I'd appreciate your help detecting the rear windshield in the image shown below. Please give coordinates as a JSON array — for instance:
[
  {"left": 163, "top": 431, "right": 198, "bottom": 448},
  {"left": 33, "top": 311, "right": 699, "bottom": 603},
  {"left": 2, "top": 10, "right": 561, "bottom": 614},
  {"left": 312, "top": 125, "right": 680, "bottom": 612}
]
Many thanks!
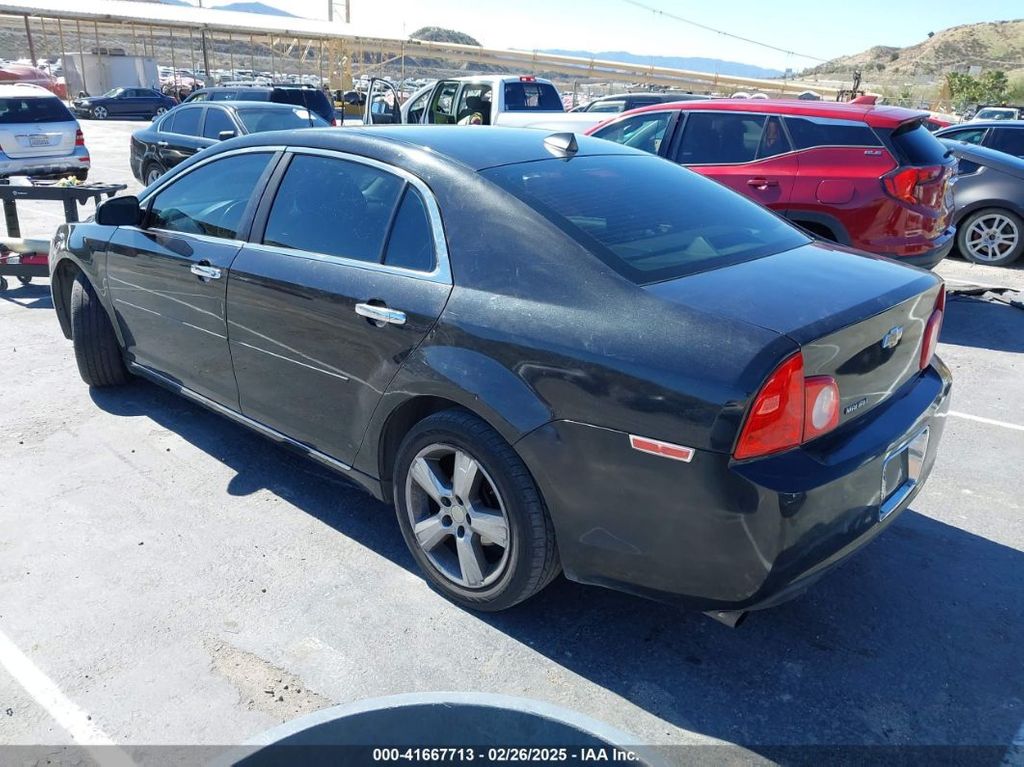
[
  {"left": 891, "top": 120, "right": 950, "bottom": 165},
  {"left": 237, "top": 107, "right": 328, "bottom": 132},
  {"left": 0, "top": 96, "right": 73, "bottom": 124},
  {"left": 503, "top": 82, "right": 563, "bottom": 111},
  {"left": 270, "top": 88, "right": 333, "bottom": 120},
  {"left": 482, "top": 155, "right": 808, "bottom": 284}
]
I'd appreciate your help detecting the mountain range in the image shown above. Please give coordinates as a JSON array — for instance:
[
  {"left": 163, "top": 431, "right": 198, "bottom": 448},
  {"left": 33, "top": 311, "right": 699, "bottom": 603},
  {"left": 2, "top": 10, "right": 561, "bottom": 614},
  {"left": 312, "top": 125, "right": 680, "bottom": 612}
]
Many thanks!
[
  {"left": 539, "top": 49, "right": 783, "bottom": 79},
  {"left": 154, "top": 0, "right": 296, "bottom": 16}
]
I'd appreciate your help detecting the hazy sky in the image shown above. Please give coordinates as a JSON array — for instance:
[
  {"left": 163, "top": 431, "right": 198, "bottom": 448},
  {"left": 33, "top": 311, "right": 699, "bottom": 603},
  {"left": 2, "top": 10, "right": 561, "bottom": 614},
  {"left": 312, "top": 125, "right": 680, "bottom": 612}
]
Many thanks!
[{"left": 203, "top": 0, "right": 1020, "bottom": 71}]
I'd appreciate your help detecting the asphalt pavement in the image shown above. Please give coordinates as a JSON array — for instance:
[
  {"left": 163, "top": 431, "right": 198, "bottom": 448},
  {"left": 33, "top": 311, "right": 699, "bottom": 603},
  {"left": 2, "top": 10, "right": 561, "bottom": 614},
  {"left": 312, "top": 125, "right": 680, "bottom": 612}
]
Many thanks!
[{"left": 0, "top": 119, "right": 1022, "bottom": 762}]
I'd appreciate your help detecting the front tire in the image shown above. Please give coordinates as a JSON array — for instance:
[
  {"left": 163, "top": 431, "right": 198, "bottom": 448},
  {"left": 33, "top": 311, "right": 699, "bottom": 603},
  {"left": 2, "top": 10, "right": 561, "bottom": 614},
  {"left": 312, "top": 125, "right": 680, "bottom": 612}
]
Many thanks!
[
  {"left": 957, "top": 208, "right": 1024, "bottom": 266},
  {"left": 155, "top": 106, "right": 168, "bottom": 117},
  {"left": 91, "top": 105, "right": 108, "bottom": 120},
  {"left": 394, "top": 409, "right": 560, "bottom": 611},
  {"left": 70, "top": 273, "right": 130, "bottom": 387}
]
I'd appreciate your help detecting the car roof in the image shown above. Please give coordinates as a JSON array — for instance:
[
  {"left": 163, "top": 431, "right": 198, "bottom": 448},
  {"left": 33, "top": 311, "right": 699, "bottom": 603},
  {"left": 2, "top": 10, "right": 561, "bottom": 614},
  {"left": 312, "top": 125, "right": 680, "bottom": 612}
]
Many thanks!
[
  {"left": 222, "top": 125, "right": 643, "bottom": 171},
  {"left": 205, "top": 100, "right": 315, "bottom": 110},
  {"left": 0, "top": 84, "right": 56, "bottom": 98},
  {"left": 940, "top": 120, "right": 1024, "bottom": 130},
  {"left": 617, "top": 97, "right": 929, "bottom": 128}
]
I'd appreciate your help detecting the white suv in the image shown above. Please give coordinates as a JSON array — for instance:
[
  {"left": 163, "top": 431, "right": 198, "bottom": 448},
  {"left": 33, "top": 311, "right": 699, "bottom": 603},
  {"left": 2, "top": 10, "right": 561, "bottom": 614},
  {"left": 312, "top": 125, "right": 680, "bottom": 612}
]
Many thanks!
[{"left": 0, "top": 84, "right": 90, "bottom": 179}]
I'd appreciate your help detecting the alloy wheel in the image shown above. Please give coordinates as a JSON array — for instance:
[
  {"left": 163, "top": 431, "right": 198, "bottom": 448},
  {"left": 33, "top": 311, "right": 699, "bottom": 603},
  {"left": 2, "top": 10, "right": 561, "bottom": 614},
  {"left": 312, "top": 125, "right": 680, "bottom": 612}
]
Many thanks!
[
  {"left": 92, "top": 106, "right": 108, "bottom": 120},
  {"left": 404, "top": 443, "right": 511, "bottom": 589},
  {"left": 964, "top": 213, "right": 1020, "bottom": 263},
  {"left": 145, "top": 167, "right": 162, "bottom": 185},
  {"left": 155, "top": 106, "right": 167, "bottom": 116}
]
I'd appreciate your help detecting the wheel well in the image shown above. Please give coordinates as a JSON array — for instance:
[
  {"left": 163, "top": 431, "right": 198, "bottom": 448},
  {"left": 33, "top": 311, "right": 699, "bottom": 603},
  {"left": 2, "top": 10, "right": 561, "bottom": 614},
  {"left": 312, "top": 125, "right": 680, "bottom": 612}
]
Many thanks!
[
  {"left": 377, "top": 396, "right": 467, "bottom": 502},
  {"left": 792, "top": 219, "right": 837, "bottom": 242},
  {"left": 51, "top": 258, "right": 82, "bottom": 340}
]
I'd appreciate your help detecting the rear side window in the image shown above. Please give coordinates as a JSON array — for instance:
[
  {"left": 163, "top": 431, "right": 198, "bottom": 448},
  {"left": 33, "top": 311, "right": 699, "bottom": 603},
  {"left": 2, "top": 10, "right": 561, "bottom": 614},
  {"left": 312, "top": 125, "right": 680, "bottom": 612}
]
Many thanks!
[
  {"left": 0, "top": 96, "right": 73, "bottom": 124},
  {"left": 890, "top": 121, "right": 949, "bottom": 165},
  {"left": 263, "top": 154, "right": 403, "bottom": 263},
  {"left": 942, "top": 127, "right": 987, "bottom": 145},
  {"left": 383, "top": 188, "right": 435, "bottom": 272},
  {"left": 676, "top": 112, "right": 765, "bottom": 164},
  {"left": 270, "top": 89, "right": 305, "bottom": 107},
  {"left": 237, "top": 107, "right": 326, "bottom": 132},
  {"left": 592, "top": 112, "right": 673, "bottom": 155},
  {"left": 990, "top": 129, "right": 1024, "bottom": 157},
  {"left": 167, "top": 106, "right": 201, "bottom": 136},
  {"left": 483, "top": 155, "right": 808, "bottom": 285},
  {"left": 503, "top": 82, "right": 562, "bottom": 111},
  {"left": 783, "top": 116, "right": 881, "bottom": 149}
]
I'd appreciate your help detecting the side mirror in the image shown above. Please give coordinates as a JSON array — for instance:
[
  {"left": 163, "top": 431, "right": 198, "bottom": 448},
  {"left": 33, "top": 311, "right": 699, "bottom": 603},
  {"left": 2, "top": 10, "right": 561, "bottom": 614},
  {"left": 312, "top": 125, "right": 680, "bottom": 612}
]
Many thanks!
[
  {"left": 96, "top": 195, "right": 142, "bottom": 227},
  {"left": 217, "top": 130, "right": 237, "bottom": 141}
]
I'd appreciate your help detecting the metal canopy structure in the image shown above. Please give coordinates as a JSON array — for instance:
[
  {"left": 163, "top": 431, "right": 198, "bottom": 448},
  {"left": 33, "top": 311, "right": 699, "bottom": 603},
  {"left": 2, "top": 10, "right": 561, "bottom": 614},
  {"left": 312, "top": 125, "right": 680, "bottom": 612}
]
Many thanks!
[{"left": 0, "top": 0, "right": 839, "bottom": 96}]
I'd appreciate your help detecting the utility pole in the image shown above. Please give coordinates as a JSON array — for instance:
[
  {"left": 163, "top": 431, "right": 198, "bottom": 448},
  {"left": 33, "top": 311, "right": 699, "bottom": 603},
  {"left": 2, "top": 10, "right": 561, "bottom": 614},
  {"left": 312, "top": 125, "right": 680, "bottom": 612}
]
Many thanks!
[{"left": 198, "top": 0, "right": 211, "bottom": 77}]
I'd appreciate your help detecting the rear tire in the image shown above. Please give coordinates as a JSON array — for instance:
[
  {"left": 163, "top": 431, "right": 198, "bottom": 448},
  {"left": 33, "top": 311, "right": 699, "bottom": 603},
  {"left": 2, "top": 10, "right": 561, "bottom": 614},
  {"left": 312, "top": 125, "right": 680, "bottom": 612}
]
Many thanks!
[
  {"left": 143, "top": 162, "right": 164, "bottom": 186},
  {"left": 70, "top": 273, "right": 130, "bottom": 387},
  {"left": 394, "top": 409, "right": 560, "bottom": 611},
  {"left": 956, "top": 208, "right": 1024, "bottom": 266},
  {"left": 91, "top": 106, "right": 108, "bottom": 120}
]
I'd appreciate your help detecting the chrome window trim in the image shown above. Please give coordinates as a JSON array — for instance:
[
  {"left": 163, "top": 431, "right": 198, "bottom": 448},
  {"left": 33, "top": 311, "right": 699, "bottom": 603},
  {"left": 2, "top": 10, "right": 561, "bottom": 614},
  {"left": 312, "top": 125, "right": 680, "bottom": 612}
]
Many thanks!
[
  {"left": 256, "top": 146, "right": 452, "bottom": 285},
  {"left": 139, "top": 145, "right": 285, "bottom": 204}
]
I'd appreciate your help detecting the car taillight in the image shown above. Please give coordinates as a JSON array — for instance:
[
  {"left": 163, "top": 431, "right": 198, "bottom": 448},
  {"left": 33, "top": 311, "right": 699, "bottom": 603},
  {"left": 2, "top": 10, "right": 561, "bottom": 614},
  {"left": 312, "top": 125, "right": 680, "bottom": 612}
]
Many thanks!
[
  {"left": 733, "top": 353, "right": 842, "bottom": 460},
  {"left": 75, "top": 129, "right": 85, "bottom": 146},
  {"left": 919, "top": 287, "right": 945, "bottom": 370},
  {"left": 882, "top": 165, "right": 943, "bottom": 205}
]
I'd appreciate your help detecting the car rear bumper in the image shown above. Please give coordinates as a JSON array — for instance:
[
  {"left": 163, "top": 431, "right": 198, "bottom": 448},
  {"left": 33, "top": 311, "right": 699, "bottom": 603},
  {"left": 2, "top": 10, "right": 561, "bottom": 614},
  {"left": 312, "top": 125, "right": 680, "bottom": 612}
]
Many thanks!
[
  {"left": 0, "top": 146, "right": 90, "bottom": 177},
  {"left": 515, "top": 358, "right": 952, "bottom": 612},
  {"left": 878, "top": 227, "right": 955, "bottom": 269}
]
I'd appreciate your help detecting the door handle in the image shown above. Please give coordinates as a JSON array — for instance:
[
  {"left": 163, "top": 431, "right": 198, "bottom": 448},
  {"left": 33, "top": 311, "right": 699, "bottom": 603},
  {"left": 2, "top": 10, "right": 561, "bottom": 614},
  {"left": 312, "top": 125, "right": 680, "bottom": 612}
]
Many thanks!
[
  {"left": 190, "top": 263, "right": 222, "bottom": 280},
  {"left": 157, "top": 140, "right": 168, "bottom": 147},
  {"left": 747, "top": 177, "right": 779, "bottom": 190},
  {"left": 355, "top": 302, "right": 406, "bottom": 326}
]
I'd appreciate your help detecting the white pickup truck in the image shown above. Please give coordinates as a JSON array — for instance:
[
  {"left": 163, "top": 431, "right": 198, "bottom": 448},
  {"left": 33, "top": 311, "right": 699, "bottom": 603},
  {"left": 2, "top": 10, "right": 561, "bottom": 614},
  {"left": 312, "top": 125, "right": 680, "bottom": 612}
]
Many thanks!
[{"left": 357, "top": 75, "right": 604, "bottom": 131}]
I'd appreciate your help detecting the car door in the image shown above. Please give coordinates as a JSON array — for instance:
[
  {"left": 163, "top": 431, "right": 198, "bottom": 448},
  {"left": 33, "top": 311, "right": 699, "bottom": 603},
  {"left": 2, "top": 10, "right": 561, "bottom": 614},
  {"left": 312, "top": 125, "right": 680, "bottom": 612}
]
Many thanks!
[
  {"left": 673, "top": 111, "right": 798, "bottom": 212},
  {"left": 156, "top": 105, "right": 211, "bottom": 169},
  {"left": 106, "top": 150, "right": 278, "bottom": 407},
  {"left": 226, "top": 150, "right": 452, "bottom": 465},
  {"left": 362, "top": 78, "right": 403, "bottom": 124},
  {"left": 106, "top": 90, "right": 130, "bottom": 117}
]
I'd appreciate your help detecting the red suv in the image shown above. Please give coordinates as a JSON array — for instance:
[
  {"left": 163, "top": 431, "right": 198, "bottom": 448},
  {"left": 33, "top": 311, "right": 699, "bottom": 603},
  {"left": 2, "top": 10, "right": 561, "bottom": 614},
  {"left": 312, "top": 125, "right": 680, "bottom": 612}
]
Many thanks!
[{"left": 586, "top": 99, "right": 956, "bottom": 267}]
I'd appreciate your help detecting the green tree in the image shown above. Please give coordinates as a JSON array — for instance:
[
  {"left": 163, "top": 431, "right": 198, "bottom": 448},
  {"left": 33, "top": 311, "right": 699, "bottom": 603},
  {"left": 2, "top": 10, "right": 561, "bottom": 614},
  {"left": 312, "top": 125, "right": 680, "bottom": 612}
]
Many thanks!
[{"left": 976, "top": 70, "right": 1010, "bottom": 103}]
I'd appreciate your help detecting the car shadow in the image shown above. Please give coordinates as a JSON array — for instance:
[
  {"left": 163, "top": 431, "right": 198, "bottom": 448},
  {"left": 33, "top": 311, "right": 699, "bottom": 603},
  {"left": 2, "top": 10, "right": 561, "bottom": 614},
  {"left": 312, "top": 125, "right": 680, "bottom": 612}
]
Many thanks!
[
  {"left": 940, "top": 293, "right": 1024, "bottom": 354},
  {"left": 0, "top": 281, "right": 53, "bottom": 309},
  {"left": 90, "top": 381, "right": 1023, "bottom": 754}
]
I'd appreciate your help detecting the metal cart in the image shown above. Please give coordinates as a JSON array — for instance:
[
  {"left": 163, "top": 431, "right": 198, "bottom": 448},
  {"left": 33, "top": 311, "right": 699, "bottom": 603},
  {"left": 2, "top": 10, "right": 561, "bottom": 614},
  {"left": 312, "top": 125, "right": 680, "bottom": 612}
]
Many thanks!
[{"left": 0, "top": 179, "right": 127, "bottom": 291}]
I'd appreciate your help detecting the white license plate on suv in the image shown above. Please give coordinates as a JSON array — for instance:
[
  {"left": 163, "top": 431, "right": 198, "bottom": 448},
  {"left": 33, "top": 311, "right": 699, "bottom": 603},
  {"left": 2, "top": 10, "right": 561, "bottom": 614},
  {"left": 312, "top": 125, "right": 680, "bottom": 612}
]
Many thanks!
[
  {"left": 28, "top": 134, "right": 51, "bottom": 147},
  {"left": 879, "top": 428, "right": 929, "bottom": 520}
]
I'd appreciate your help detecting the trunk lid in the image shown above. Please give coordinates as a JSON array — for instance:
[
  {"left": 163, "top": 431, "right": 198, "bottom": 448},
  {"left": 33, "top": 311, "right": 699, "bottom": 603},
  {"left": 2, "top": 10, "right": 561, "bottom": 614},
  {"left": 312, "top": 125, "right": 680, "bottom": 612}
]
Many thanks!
[
  {"left": 0, "top": 120, "right": 78, "bottom": 158},
  {"left": 645, "top": 241, "right": 942, "bottom": 426}
]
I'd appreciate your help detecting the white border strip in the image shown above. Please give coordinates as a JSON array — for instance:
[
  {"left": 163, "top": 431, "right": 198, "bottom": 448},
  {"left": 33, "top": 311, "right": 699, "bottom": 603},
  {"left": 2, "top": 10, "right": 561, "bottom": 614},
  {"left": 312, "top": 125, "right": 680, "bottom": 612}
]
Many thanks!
[{"left": 949, "top": 411, "right": 1024, "bottom": 433}]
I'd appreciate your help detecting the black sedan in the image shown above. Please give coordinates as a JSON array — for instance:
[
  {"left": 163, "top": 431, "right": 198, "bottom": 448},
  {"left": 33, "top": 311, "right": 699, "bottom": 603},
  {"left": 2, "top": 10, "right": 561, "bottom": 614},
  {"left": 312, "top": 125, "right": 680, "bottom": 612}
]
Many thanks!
[
  {"left": 129, "top": 101, "right": 329, "bottom": 185},
  {"left": 71, "top": 87, "right": 177, "bottom": 120},
  {"left": 49, "top": 127, "right": 951, "bottom": 622},
  {"left": 940, "top": 138, "right": 1024, "bottom": 266}
]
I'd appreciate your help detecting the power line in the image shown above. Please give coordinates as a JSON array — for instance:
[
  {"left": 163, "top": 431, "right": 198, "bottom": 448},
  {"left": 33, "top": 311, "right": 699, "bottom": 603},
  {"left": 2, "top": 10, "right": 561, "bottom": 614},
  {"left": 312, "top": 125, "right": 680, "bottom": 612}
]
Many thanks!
[{"left": 620, "top": 0, "right": 830, "bottom": 63}]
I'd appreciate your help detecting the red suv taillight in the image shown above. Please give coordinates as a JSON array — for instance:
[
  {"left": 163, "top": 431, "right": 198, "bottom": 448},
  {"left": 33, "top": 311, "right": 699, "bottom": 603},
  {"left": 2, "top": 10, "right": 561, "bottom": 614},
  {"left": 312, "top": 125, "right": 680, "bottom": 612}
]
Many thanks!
[
  {"left": 75, "top": 129, "right": 85, "bottom": 147},
  {"left": 882, "top": 165, "right": 944, "bottom": 206},
  {"left": 733, "top": 352, "right": 841, "bottom": 460},
  {"left": 920, "top": 287, "right": 945, "bottom": 370}
]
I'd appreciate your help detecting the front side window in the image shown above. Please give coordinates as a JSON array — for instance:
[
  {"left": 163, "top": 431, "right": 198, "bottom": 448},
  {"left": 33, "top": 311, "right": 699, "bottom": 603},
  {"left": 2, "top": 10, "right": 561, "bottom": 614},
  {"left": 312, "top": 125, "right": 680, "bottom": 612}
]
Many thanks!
[
  {"left": 429, "top": 81, "right": 459, "bottom": 124},
  {"left": 148, "top": 152, "right": 270, "bottom": 239},
  {"left": 236, "top": 107, "right": 326, "bottom": 133},
  {"left": 592, "top": 112, "right": 673, "bottom": 155},
  {"left": 943, "top": 128, "right": 987, "bottom": 145},
  {"left": 677, "top": 112, "right": 765, "bottom": 164},
  {"left": 406, "top": 88, "right": 431, "bottom": 123},
  {"left": 586, "top": 100, "right": 626, "bottom": 113},
  {"left": 483, "top": 155, "right": 808, "bottom": 284},
  {"left": 263, "top": 154, "right": 403, "bottom": 263}
]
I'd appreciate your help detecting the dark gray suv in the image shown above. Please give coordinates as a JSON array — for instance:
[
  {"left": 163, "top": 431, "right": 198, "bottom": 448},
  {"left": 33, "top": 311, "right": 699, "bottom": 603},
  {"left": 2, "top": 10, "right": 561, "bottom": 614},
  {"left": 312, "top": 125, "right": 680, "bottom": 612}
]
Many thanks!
[
  {"left": 935, "top": 120, "right": 1024, "bottom": 160},
  {"left": 940, "top": 138, "right": 1024, "bottom": 266}
]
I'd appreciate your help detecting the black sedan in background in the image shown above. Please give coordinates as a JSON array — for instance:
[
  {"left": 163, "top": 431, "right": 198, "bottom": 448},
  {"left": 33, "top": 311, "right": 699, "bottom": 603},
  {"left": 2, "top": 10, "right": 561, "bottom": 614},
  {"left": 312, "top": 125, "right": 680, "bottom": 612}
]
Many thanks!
[
  {"left": 49, "top": 128, "right": 950, "bottom": 623},
  {"left": 71, "top": 87, "right": 177, "bottom": 120},
  {"left": 129, "top": 101, "right": 329, "bottom": 185},
  {"left": 940, "top": 138, "right": 1024, "bottom": 266}
]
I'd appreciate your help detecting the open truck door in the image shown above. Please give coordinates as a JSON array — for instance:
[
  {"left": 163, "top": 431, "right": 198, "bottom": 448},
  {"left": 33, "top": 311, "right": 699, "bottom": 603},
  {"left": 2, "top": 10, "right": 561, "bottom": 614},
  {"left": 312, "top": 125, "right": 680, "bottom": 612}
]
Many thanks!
[{"left": 362, "top": 78, "right": 403, "bottom": 125}]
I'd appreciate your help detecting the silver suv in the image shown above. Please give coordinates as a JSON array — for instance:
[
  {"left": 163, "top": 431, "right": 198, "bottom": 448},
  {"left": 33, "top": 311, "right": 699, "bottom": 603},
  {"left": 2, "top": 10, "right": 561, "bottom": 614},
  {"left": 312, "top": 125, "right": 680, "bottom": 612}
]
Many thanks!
[{"left": 0, "top": 84, "right": 90, "bottom": 180}]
